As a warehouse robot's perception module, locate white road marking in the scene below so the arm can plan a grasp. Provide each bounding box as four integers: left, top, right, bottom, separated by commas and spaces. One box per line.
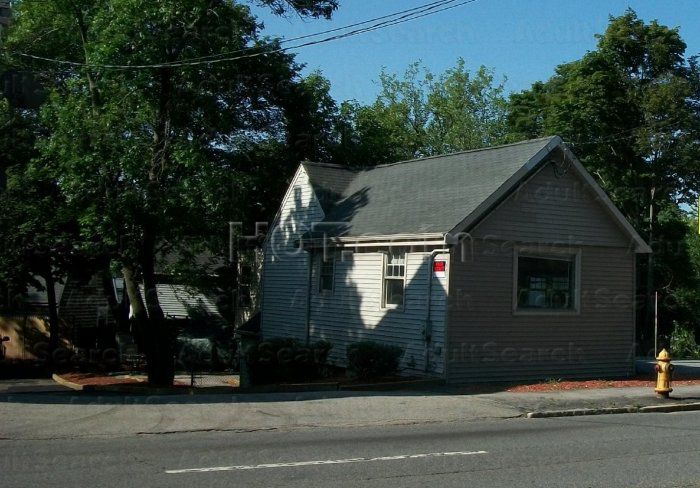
165, 450, 488, 474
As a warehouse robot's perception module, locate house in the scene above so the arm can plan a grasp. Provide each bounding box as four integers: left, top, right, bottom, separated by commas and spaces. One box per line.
0, 274, 119, 360
260, 136, 650, 383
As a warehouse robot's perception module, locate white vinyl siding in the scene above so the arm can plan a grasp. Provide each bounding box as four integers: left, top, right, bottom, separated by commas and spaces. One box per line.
309, 251, 449, 376
260, 166, 324, 341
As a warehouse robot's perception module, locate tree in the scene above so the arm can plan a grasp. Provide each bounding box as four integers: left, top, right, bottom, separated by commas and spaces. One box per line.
5, 0, 338, 385
0, 97, 83, 359
334, 59, 511, 165
508, 10, 700, 349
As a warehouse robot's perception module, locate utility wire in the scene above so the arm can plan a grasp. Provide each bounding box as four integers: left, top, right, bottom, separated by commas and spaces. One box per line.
132, 0, 467, 67
13, 0, 477, 70
266, 0, 463, 45
564, 117, 686, 147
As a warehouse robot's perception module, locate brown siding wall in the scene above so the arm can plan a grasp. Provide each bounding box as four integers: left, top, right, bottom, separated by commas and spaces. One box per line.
472, 163, 631, 248
446, 164, 637, 383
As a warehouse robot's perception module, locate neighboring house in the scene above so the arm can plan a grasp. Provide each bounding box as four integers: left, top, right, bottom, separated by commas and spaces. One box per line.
136, 283, 224, 322
0, 274, 118, 359
61, 274, 120, 349
131, 268, 241, 370
132, 249, 260, 327
260, 136, 651, 383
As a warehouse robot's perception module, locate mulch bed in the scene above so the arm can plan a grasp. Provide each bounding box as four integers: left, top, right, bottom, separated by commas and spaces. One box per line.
58, 372, 700, 393
505, 376, 700, 393
58, 372, 189, 387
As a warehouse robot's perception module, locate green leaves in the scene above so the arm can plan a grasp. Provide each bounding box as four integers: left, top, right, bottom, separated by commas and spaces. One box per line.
333, 59, 511, 165
255, 0, 339, 19
508, 9, 699, 211
507, 9, 700, 342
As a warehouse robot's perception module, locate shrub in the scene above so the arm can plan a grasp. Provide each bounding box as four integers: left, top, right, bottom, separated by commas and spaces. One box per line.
346, 341, 404, 380
243, 337, 333, 385
670, 321, 700, 359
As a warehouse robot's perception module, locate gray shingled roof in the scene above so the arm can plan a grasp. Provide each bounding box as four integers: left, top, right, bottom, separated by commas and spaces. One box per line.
302, 136, 557, 238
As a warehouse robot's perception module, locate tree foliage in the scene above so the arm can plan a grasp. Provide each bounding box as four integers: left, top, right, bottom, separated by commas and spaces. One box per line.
509, 10, 700, 216
0, 96, 85, 356
4, 0, 338, 384
508, 10, 700, 345
333, 59, 511, 165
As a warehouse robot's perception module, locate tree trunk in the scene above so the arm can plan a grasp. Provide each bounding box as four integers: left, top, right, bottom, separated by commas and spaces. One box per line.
141, 236, 175, 387
122, 264, 148, 348
122, 263, 174, 387
43, 268, 61, 368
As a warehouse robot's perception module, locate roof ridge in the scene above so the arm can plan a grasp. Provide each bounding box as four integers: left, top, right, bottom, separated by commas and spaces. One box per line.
301, 136, 557, 172
370, 136, 558, 169
302, 160, 356, 171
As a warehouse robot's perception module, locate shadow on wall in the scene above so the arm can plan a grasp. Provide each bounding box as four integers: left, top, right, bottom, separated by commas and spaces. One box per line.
308, 247, 446, 376
268, 179, 447, 376
0, 315, 73, 361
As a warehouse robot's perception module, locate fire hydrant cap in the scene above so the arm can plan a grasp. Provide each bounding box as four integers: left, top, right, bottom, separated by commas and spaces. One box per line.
657, 348, 671, 362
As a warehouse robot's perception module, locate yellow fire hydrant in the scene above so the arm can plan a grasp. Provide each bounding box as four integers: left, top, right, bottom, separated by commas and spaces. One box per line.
654, 348, 674, 399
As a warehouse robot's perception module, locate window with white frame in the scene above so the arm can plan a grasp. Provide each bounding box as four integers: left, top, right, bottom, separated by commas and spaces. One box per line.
515, 252, 578, 311
383, 248, 406, 307
319, 253, 335, 293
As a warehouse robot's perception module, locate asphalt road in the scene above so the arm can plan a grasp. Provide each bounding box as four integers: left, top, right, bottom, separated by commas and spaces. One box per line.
4, 411, 700, 488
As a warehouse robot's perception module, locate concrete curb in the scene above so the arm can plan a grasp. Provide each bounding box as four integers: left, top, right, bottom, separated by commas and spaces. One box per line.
51, 373, 86, 391
527, 402, 700, 418
339, 379, 445, 392
238, 382, 340, 394
51, 374, 203, 395
52, 373, 443, 396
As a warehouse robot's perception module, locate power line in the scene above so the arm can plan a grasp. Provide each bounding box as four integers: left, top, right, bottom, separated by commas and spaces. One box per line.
13, 0, 477, 70
269, 0, 464, 45
133, 0, 468, 67
57, 0, 463, 69
564, 117, 687, 147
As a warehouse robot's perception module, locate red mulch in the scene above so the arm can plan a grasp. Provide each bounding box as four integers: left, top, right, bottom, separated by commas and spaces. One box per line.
60, 372, 145, 386
505, 376, 700, 393
59, 372, 189, 387
58, 373, 700, 393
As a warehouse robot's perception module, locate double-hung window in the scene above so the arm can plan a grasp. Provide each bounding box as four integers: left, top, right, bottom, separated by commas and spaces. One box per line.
319, 254, 335, 293
383, 248, 406, 308
515, 250, 580, 313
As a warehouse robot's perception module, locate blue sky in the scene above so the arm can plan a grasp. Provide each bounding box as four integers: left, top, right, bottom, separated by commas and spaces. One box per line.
249, 0, 700, 104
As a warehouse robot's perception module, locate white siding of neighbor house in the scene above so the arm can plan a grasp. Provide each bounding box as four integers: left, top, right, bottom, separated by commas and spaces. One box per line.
261, 166, 324, 341
446, 163, 637, 383
308, 251, 450, 376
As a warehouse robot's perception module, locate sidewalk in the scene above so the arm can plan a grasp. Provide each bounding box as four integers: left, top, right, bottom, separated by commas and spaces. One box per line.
2, 381, 700, 440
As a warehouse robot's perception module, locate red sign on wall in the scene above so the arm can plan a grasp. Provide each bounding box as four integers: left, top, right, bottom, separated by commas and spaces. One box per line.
433, 260, 446, 277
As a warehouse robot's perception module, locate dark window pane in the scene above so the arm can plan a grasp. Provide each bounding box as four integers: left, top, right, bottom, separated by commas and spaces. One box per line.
320, 257, 334, 292
385, 279, 404, 306
517, 255, 574, 310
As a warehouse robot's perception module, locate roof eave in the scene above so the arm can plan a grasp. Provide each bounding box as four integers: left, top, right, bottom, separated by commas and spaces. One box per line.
299, 233, 446, 249
445, 136, 651, 254
560, 145, 652, 254
446, 135, 563, 240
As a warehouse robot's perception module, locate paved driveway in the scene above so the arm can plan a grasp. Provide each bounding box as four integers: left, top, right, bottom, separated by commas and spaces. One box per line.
636, 358, 700, 376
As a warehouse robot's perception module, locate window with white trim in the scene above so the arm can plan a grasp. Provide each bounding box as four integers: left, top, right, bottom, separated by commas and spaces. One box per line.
383, 248, 406, 308
319, 254, 335, 293
515, 252, 578, 311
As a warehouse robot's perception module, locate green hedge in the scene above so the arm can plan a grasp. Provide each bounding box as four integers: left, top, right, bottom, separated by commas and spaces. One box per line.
243, 338, 332, 384
346, 341, 404, 380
